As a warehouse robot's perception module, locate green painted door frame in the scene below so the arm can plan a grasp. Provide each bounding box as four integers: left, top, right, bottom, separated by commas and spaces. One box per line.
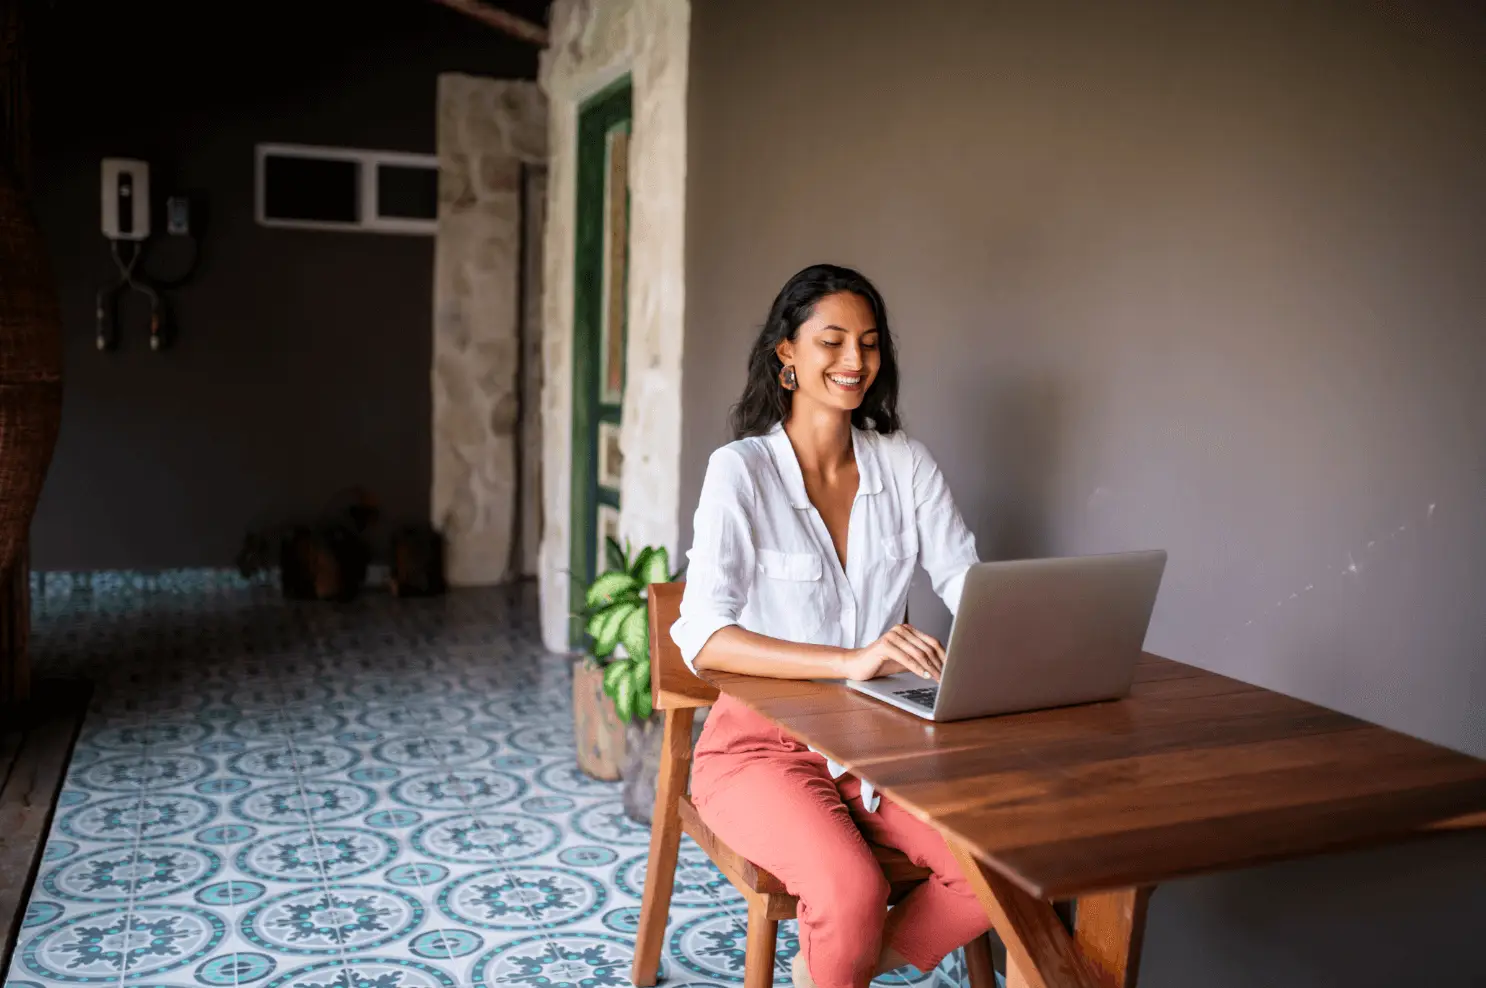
569, 76, 633, 645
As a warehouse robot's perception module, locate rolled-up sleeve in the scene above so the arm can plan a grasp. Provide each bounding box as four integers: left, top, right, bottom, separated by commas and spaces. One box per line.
671, 448, 757, 670
909, 438, 979, 616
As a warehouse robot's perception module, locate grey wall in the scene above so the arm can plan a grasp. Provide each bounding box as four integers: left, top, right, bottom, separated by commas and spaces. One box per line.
683, 1, 1486, 984
27, 0, 543, 570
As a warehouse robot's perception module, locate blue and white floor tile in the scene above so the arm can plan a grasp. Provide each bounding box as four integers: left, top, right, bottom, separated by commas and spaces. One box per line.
7, 583, 981, 988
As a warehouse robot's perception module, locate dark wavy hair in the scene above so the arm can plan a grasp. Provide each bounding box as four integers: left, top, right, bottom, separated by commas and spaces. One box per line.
729, 264, 901, 439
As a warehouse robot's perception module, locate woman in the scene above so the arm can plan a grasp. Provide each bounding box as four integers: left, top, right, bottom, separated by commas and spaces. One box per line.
671, 264, 989, 988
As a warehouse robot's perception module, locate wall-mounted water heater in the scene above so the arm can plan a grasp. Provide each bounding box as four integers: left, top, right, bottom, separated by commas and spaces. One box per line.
101, 158, 150, 241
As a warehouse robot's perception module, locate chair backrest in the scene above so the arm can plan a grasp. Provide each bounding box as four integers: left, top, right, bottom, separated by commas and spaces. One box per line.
647, 582, 719, 710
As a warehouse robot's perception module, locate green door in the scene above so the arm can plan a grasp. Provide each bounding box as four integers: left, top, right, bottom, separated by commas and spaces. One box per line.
570, 77, 632, 644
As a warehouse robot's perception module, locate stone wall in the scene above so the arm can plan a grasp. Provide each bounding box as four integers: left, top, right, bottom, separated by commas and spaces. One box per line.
433, 75, 547, 586
536, 0, 691, 651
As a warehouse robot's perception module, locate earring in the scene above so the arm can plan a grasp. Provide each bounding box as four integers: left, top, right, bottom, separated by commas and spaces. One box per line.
778, 364, 798, 391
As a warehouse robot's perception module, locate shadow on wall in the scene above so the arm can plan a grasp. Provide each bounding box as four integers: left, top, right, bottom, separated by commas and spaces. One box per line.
907, 372, 1071, 637
960, 374, 1069, 562
1140, 827, 1486, 988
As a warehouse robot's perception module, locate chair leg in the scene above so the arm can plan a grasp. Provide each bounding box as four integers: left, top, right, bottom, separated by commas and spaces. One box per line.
964, 934, 995, 988
744, 898, 779, 988
631, 707, 696, 986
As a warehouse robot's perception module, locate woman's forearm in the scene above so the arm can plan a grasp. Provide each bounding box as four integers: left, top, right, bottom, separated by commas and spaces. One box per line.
692, 625, 849, 680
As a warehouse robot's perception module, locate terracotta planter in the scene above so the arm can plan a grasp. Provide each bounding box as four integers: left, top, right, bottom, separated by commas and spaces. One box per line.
572, 658, 626, 780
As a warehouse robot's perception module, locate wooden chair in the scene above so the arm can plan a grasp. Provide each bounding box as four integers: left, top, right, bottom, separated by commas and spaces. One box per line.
631, 583, 996, 988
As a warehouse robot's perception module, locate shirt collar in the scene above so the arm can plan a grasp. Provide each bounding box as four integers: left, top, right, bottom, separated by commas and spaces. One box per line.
766, 422, 884, 509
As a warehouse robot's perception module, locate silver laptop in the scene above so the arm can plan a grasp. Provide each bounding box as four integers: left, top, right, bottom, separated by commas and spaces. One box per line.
847, 550, 1167, 722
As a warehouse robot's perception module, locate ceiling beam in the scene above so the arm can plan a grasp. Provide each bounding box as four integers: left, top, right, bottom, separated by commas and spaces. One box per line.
431, 0, 549, 45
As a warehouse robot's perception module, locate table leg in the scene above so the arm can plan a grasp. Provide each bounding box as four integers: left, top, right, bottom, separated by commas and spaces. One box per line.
949, 842, 1137, 988
1073, 889, 1152, 988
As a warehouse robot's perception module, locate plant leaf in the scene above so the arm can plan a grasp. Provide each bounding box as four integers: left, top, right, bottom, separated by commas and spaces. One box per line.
639, 547, 670, 586
619, 605, 649, 666
585, 572, 641, 611
632, 659, 652, 720
584, 606, 610, 641
603, 657, 632, 698
605, 536, 627, 574
573, 590, 639, 623
597, 587, 643, 614
614, 673, 636, 723
629, 546, 655, 581
592, 602, 637, 659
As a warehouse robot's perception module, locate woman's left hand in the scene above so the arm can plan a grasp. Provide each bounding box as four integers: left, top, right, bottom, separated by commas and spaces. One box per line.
837, 624, 946, 682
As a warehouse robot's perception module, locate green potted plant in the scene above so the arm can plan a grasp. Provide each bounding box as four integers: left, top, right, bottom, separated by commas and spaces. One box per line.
573, 538, 682, 822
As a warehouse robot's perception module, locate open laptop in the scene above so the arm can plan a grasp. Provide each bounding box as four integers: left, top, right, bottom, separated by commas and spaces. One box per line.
846, 550, 1167, 722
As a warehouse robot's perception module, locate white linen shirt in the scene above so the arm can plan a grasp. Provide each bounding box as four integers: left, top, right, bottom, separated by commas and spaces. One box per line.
671, 423, 979, 811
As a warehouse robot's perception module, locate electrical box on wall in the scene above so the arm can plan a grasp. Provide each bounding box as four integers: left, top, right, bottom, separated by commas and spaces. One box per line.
101, 158, 150, 240
166, 196, 190, 235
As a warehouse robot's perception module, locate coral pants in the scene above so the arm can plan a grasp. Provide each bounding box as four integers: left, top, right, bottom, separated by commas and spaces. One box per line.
691, 696, 990, 988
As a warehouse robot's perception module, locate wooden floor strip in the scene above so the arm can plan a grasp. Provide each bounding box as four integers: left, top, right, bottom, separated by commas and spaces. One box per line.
0, 678, 92, 970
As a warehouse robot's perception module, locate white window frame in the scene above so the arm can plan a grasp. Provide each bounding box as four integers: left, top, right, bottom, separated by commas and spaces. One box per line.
254, 142, 439, 235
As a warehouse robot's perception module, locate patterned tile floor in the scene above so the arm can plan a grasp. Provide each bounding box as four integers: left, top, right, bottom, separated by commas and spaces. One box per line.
6, 582, 981, 988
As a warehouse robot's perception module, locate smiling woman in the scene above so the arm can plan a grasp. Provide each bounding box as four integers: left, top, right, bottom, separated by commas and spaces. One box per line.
729, 264, 902, 440
778, 291, 878, 406
669, 263, 988, 988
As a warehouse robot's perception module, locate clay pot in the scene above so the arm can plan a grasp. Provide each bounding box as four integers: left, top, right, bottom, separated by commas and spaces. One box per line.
572, 658, 626, 781
620, 714, 666, 825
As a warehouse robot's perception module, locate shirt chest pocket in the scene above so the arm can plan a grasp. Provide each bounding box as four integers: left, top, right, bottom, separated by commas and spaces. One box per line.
881, 529, 917, 566
755, 548, 829, 642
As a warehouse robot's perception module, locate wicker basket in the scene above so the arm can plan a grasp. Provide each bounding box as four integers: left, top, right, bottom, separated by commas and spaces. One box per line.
0, 165, 63, 580
0, 0, 59, 706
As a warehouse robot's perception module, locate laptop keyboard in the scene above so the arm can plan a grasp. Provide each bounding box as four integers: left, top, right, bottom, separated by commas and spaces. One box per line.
894, 686, 939, 709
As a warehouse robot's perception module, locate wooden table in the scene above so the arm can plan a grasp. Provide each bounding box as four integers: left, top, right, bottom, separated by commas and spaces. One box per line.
698, 655, 1486, 988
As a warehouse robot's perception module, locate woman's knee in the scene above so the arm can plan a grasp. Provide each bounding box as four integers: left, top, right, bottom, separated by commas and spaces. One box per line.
802, 856, 890, 926
795, 863, 889, 988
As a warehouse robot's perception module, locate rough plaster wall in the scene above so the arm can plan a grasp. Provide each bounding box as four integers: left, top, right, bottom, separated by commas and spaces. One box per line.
433, 74, 547, 585
682, 1, 1486, 984
537, 0, 690, 651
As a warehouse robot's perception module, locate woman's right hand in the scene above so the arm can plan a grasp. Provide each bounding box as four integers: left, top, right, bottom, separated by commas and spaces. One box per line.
836, 624, 946, 682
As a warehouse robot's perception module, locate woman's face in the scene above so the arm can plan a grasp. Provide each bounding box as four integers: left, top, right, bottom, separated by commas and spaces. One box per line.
776, 291, 881, 415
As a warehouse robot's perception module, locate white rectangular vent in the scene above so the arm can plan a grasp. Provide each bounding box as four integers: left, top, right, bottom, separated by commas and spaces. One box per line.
255, 143, 439, 235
